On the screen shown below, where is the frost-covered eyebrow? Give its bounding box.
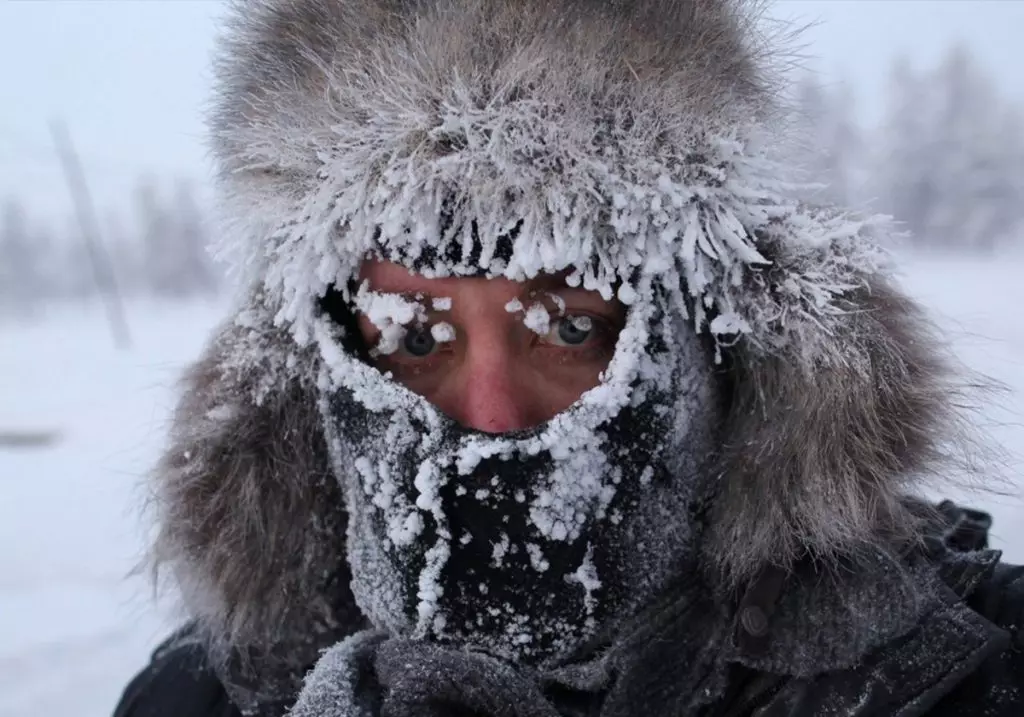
[522,272,576,292]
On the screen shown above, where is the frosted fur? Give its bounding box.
[210,0,887,363]
[145,0,981,685]
[147,300,366,693]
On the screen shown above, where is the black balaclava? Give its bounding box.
[313,234,722,665]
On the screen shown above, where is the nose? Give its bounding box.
[446,344,539,434]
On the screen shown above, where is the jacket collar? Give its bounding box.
[725,547,1010,716]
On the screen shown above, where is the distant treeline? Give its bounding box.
[3,45,1022,317]
[1,177,219,318]
[790,44,1024,254]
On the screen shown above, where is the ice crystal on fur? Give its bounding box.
[217,109,892,371]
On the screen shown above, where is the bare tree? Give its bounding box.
[0,196,44,318]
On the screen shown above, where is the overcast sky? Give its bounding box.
[2,0,1023,220]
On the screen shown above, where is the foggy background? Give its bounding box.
[2,0,1024,308]
[1,2,1023,716]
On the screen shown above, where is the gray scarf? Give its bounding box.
[288,572,731,717]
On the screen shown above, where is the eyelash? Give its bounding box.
[372,314,618,367]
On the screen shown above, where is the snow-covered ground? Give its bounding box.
[0,298,225,717]
[1,256,1022,717]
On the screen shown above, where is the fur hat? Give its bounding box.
[150,0,971,659]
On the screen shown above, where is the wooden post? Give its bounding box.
[50,118,132,349]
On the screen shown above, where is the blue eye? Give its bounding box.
[555,315,594,346]
[402,326,437,356]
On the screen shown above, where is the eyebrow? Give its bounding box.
[522,272,576,292]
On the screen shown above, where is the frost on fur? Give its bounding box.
[216,105,893,376]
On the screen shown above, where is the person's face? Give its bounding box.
[356,259,626,434]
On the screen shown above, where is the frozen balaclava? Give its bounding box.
[206,0,895,675]
[313,237,721,665]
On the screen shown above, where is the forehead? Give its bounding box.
[358,259,577,297]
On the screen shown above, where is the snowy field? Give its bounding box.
[1,256,1022,717]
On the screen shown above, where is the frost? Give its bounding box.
[547,293,566,316]
[491,533,510,567]
[523,303,551,335]
[639,466,654,487]
[617,283,638,305]
[353,280,427,356]
[287,631,387,717]
[205,405,237,422]
[392,511,424,546]
[430,321,456,343]
[709,312,751,336]
[353,281,425,328]
[222,105,894,372]
[526,543,550,573]
[413,460,442,513]
[527,429,618,542]
[354,455,422,547]
[568,315,592,334]
[416,532,451,633]
[565,544,602,619]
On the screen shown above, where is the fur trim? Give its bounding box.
[208,0,827,353]
[149,0,982,654]
[707,276,972,585]
[150,302,360,649]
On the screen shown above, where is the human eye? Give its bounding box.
[395,324,436,357]
[378,321,456,362]
[540,314,613,349]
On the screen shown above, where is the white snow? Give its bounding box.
[1,254,1022,717]
[526,543,551,573]
[430,321,456,343]
[523,303,551,336]
[0,297,224,717]
[564,544,602,619]
[353,281,427,356]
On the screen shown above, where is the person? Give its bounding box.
[113,0,1023,715]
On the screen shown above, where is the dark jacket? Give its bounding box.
[114,503,1023,717]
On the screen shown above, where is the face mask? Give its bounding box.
[313,263,721,665]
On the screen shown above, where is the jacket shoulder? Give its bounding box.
[928,582,1024,717]
[113,629,239,717]
[929,502,1024,715]
[932,500,1024,635]
[969,561,1024,638]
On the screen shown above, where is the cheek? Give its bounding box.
[534,355,608,414]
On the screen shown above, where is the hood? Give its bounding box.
[150,0,973,685]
